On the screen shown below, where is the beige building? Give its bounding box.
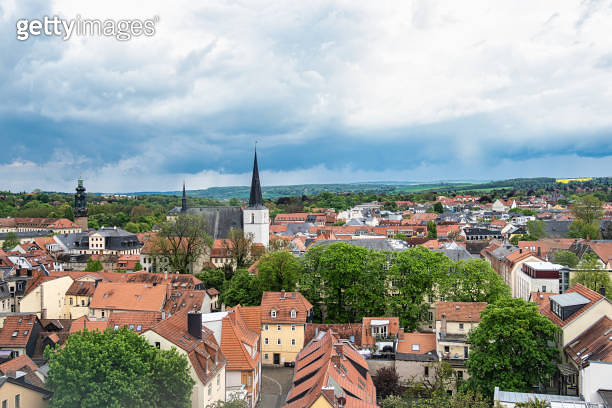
[61,279,97,319]
[142,312,227,408]
[435,302,487,381]
[19,275,73,319]
[0,373,52,408]
[261,291,313,366]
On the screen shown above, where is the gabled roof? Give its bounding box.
[534,284,605,328]
[435,302,487,322]
[0,314,38,347]
[396,331,437,355]
[107,311,163,333]
[284,330,377,408]
[221,306,260,371]
[261,291,312,324]
[65,280,96,297]
[69,316,108,334]
[0,354,38,374]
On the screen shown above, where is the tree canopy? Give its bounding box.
[44,328,194,408]
[1,232,20,250]
[571,253,611,295]
[552,250,579,268]
[155,214,212,273]
[465,298,560,397]
[256,250,301,292]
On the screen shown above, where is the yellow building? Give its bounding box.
[61,279,97,319]
[0,374,52,408]
[260,291,313,366]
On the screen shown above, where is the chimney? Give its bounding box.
[519,248,522,254]
[600,286,606,297]
[537,247,541,257]
[187,312,202,339]
[280,290,285,299]
[441,313,447,337]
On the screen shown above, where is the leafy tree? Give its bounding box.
[393,232,407,241]
[206,397,248,408]
[44,328,194,408]
[372,367,402,400]
[568,219,601,240]
[552,250,579,268]
[197,268,226,291]
[389,247,450,331]
[84,258,104,272]
[2,232,20,250]
[63,205,75,221]
[380,395,409,408]
[427,221,437,238]
[154,215,212,274]
[405,361,455,398]
[440,259,510,303]
[133,261,143,272]
[226,229,255,269]
[572,194,604,225]
[256,251,301,292]
[465,298,560,398]
[433,202,444,214]
[571,253,612,294]
[125,222,141,233]
[526,220,546,240]
[222,269,262,307]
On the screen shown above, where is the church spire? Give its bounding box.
[248,144,264,208]
[181,181,187,212]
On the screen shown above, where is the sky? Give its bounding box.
[1,0,612,193]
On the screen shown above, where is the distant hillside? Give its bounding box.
[131,182,477,200]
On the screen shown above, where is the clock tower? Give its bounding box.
[74,176,88,231]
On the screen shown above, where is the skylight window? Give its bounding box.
[12,331,18,337]
[412,344,420,351]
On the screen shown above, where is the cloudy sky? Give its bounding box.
[1,0,612,192]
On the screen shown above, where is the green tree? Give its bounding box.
[389,247,450,331]
[197,268,226,291]
[155,214,212,274]
[568,219,601,240]
[427,221,437,239]
[256,250,301,292]
[571,253,612,294]
[515,398,551,408]
[63,205,75,221]
[2,232,20,250]
[125,222,141,233]
[372,367,402,400]
[206,397,248,408]
[393,232,407,241]
[380,395,409,408]
[465,298,560,398]
[222,269,262,307]
[569,195,603,239]
[44,328,194,408]
[552,251,579,268]
[433,202,444,214]
[526,220,546,240]
[133,261,143,272]
[440,259,510,303]
[84,258,104,272]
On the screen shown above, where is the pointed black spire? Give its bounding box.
[248,145,264,208]
[181,182,187,212]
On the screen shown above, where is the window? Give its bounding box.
[264,324,268,331]
[428,312,433,321]
[424,366,429,377]
[247,374,252,386]
[114,324,120,330]
[129,324,135,330]
[81,299,85,306]
[290,310,296,318]
[291,339,296,346]
[69,297,73,305]
[444,346,450,353]
[542,285,547,292]
[291,325,296,331]
[412,344,420,352]
[155,342,161,349]
[2,399,6,408]
[15,395,20,408]
[208,385,212,396]
[264,338,269,345]
[23,330,28,336]
[217,374,220,386]
[277,338,281,345]
[277,325,281,331]
[459,323,464,330]
[101,311,105,318]
[264,353,269,360]
[136,325,142,332]
[271,310,276,318]
[457,370,463,380]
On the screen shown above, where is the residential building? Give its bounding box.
[0,371,52,408]
[19,275,73,319]
[89,282,167,319]
[55,227,143,256]
[564,316,612,404]
[0,315,42,358]
[202,305,262,407]
[361,317,400,357]
[395,331,438,383]
[261,291,313,366]
[435,302,487,379]
[516,261,568,301]
[284,330,377,408]
[142,312,227,408]
[61,279,97,319]
[494,387,604,408]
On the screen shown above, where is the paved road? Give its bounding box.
[257,367,293,408]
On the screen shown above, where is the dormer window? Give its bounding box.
[290,310,296,319]
[271,310,277,318]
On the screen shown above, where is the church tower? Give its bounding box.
[74,176,88,231]
[243,147,269,247]
[181,182,188,212]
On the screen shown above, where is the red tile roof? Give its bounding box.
[90,282,167,312]
[565,316,612,367]
[361,317,400,348]
[435,302,487,322]
[396,331,437,355]
[0,354,38,375]
[534,284,605,328]
[261,291,313,324]
[0,315,38,347]
[221,306,260,371]
[65,280,96,297]
[108,311,163,333]
[69,316,108,334]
